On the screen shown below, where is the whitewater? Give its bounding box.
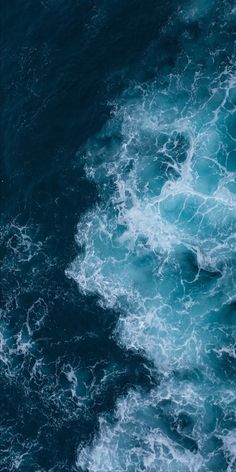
[67,1,236,471]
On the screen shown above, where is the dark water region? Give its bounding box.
[1,1,173,470]
[1,0,236,471]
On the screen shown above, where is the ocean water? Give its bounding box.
[1,1,236,471]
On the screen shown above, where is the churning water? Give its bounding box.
[1,1,236,471]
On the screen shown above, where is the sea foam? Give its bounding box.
[67,1,236,470]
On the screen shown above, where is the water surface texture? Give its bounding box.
[1,1,236,471]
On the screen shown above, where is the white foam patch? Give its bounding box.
[76,377,236,472]
[222,431,236,472]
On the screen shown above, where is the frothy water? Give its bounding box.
[67,2,236,471]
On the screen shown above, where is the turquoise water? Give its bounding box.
[67,1,236,470]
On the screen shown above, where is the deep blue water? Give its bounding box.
[1,1,236,471]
